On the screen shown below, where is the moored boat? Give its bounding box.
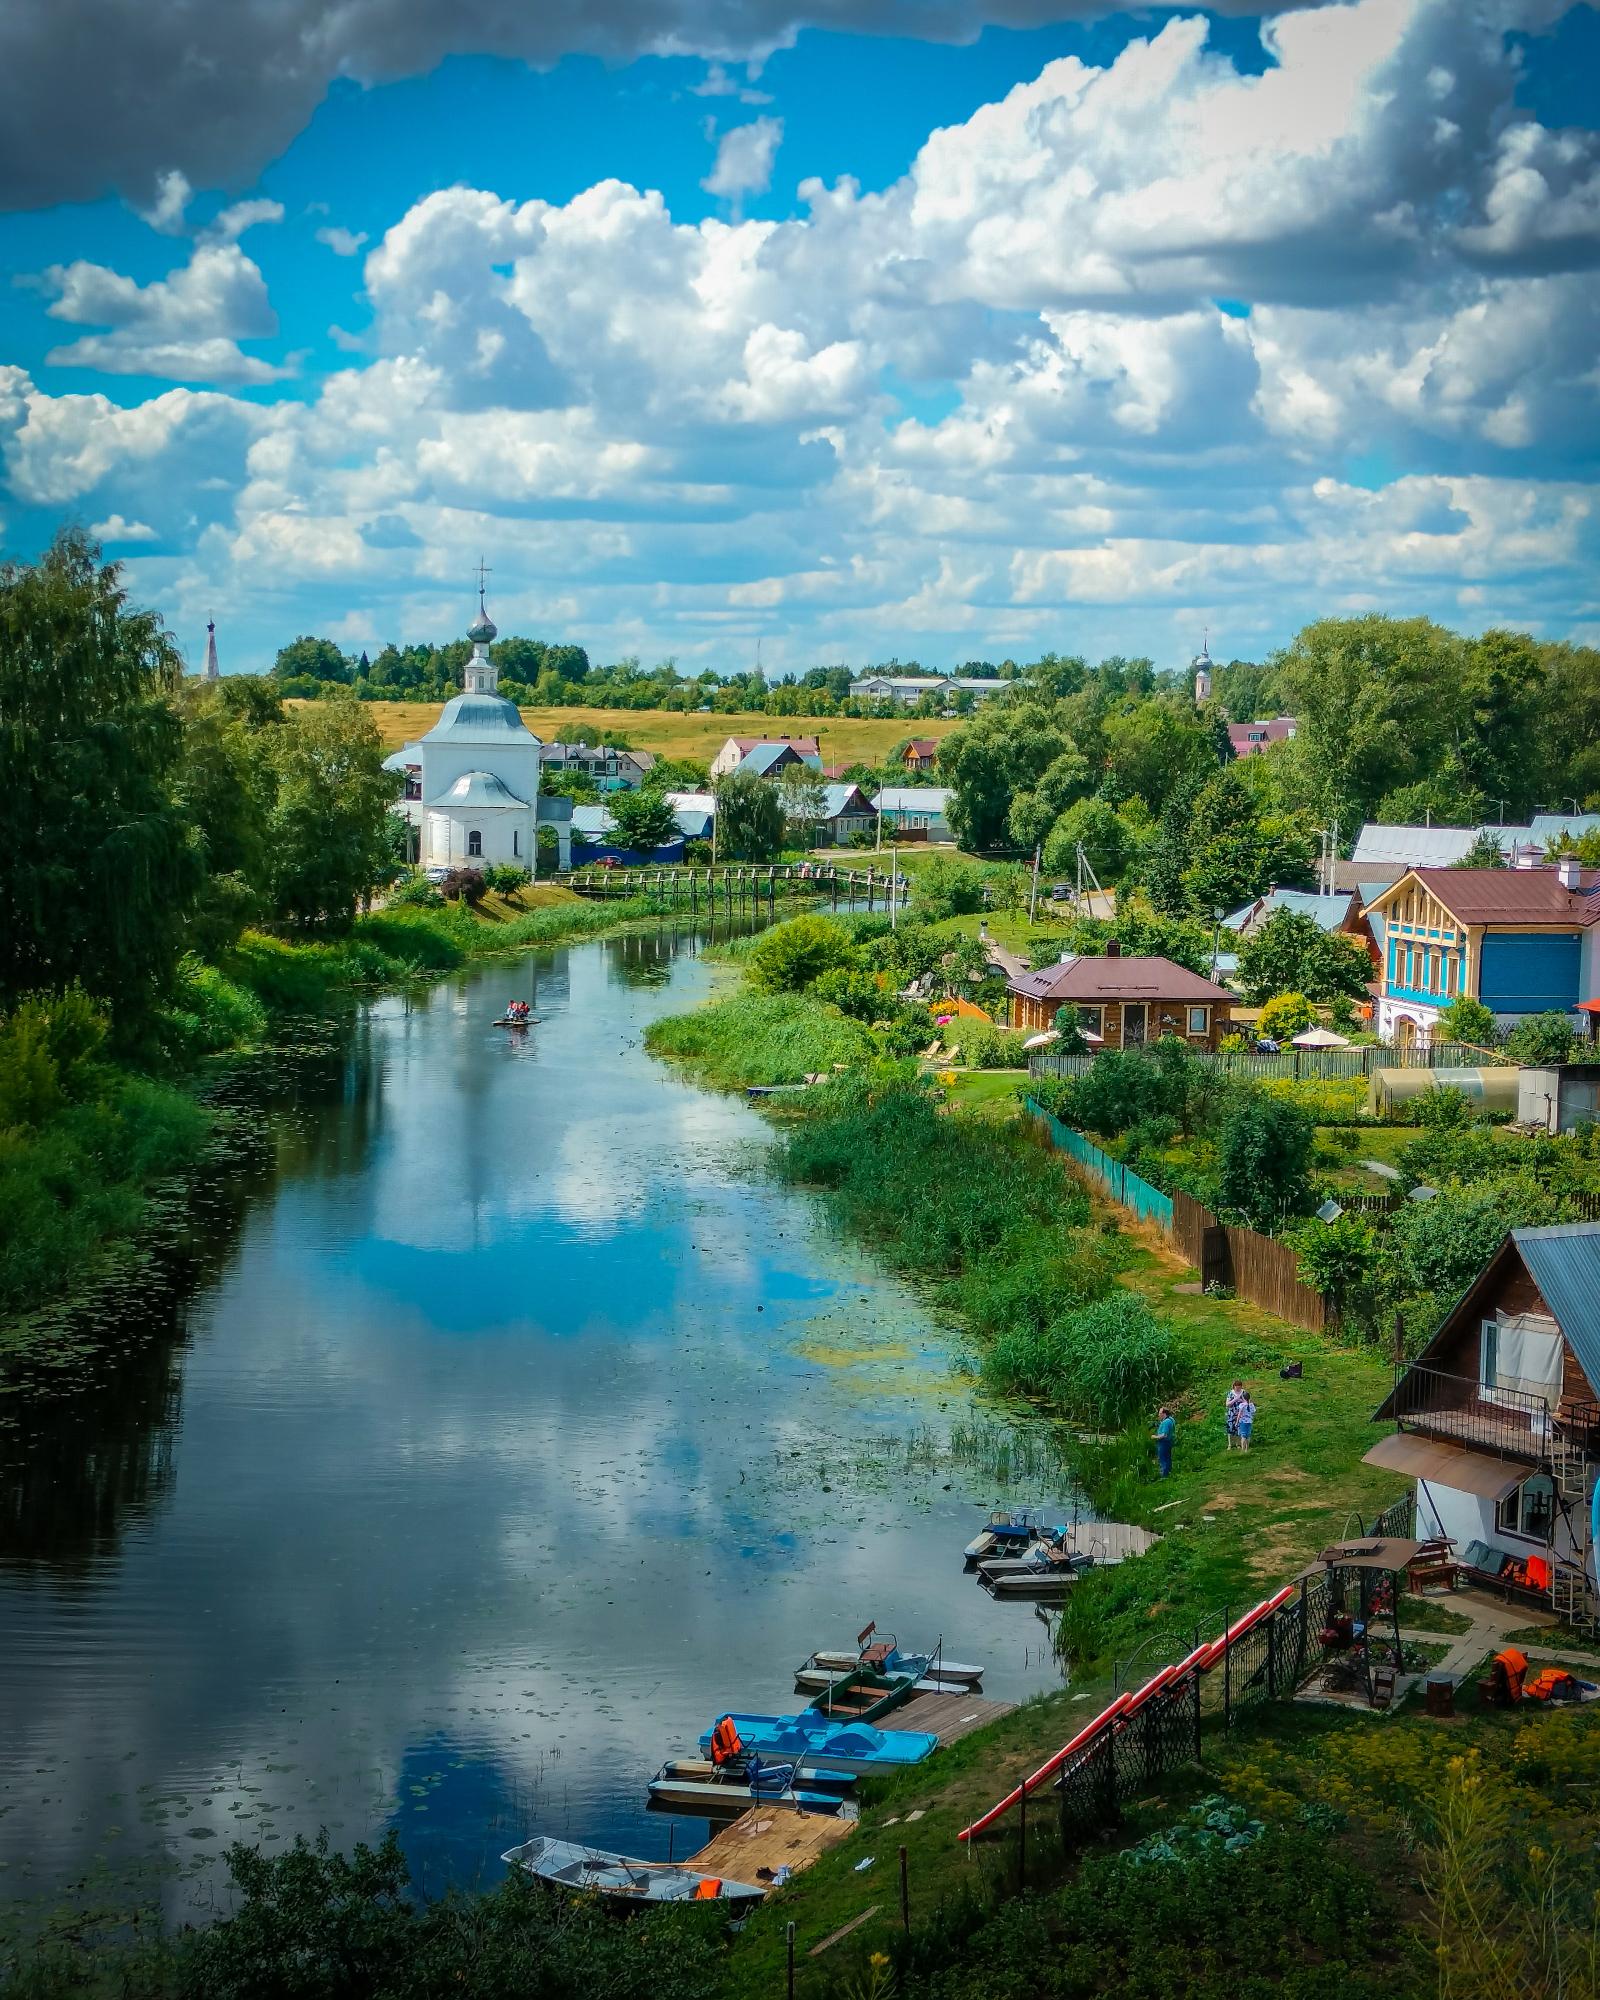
[979,1547,1091,1599]
[795,1665,972,1699]
[964,1509,1041,1564]
[647,1758,849,1814]
[802,1664,918,1723]
[700,1713,937,1776]
[502,1835,765,1909]
[806,1623,985,1689]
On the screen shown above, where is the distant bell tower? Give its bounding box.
[204,616,219,680]
[1191,630,1212,704]
[463,558,498,695]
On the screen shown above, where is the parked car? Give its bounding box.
[424,865,451,884]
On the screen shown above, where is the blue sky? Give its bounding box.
[0,0,1596,675]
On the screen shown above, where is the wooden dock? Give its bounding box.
[885,1691,1015,1747]
[687,1805,855,1885]
[1060,1521,1159,1565]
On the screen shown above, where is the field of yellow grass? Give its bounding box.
[357,701,959,763]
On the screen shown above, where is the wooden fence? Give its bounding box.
[1025,1101,1328,1332]
[1171,1191,1328,1332]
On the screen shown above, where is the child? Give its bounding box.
[1224,1379,1244,1449]
[1236,1390,1256,1452]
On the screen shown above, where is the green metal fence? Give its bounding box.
[1027,1100,1173,1230]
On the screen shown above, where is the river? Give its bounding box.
[0,927,1066,1927]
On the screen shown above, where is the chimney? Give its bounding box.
[1106,938,1122,958]
[1558,854,1581,890]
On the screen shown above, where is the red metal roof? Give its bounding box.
[1007,955,1234,1004]
[1377,867,1600,927]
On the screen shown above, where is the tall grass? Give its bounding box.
[0,1071,210,1320]
[644,991,875,1087]
[982,1291,1185,1425]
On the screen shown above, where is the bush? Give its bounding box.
[0,987,108,1129]
[684,838,713,864]
[812,966,890,1020]
[911,853,987,920]
[388,871,445,908]
[437,867,488,905]
[1258,991,1316,1041]
[944,1020,1028,1069]
[162,955,269,1055]
[1286,1212,1382,1328]
[481,862,532,894]
[746,914,858,993]
[983,1291,1184,1424]
[1438,993,1496,1046]
[644,990,874,1086]
[1506,1010,1579,1066]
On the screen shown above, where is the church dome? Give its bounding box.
[467,609,497,645]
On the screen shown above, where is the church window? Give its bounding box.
[468,830,483,857]
[513,830,520,856]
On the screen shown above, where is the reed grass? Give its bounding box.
[643,990,875,1087]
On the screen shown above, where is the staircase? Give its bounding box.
[1550,1425,1599,1632]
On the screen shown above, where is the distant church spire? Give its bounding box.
[204,616,219,680]
[1191,626,1212,704]
[463,559,499,695]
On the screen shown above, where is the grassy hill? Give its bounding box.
[354,701,959,763]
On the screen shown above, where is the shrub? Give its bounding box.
[1438,993,1496,1046]
[812,966,890,1021]
[746,914,858,993]
[162,955,269,1055]
[684,838,713,865]
[482,862,532,894]
[983,1291,1183,1424]
[1258,991,1316,1041]
[437,867,488,905]
[0,987,108,1129]
[1286,1212,1382,1328]
[911,853,986,920]
[644,990,874,1086]
[1506,1010,1579,1066]
[389,871,445,908]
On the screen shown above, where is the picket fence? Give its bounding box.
[1031,1037,1508,1085]
[1024,1100,1326,1332]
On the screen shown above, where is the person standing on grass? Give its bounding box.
[1153,1406,1176,1479]
[1236,1390,1256,1453]
[1225,1379,1245,1449]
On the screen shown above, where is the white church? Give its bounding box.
[384,594,573,872]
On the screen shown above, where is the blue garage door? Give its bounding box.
[1479,933,1581,1013]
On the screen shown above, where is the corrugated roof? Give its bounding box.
[737,743,802,776]
[1351,823,1481,868]
[876,787,951,813]
[1008,955,1234,1004]
[1376,867,1600,927]
[571,804,615,835]
[1530,813,1600,842]
[1512,1225,1600,1395]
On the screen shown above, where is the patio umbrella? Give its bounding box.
[1291,1026,1350,1048]
[1022,1028,1104,1051]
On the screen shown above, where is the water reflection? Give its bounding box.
[0,925,1065,1930]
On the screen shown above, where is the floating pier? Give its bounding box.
[686,1805,856,1884]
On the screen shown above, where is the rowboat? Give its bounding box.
[700,1713,938,1776]
[492,1015,539,1028]
[795,1665,973,1699]
[502,1836,765,1909]
[964,1510,1044,1564]
[647,1758,850,1814]
[805,1647,984,1689]
[802,1665,919,1723]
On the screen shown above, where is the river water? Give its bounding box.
[0,927,1065,1927]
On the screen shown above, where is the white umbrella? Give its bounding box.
[1023,1028,1103,1051]
[1291,1026,1350,1048]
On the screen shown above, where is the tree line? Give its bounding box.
[2,532,403,1039]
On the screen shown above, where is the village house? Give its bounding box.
[1226,716,1298,757]
[1216,886,1379,986]
[848,674,1009,710]
[791,783,876,847]
[874,785,952,842]
[539,742,656,791]
[1368,1223,1600,1628]
[1364,862,1600,1045]
[708,734,821,778]
[900,737,940,773]
[1005,945,1234,1048]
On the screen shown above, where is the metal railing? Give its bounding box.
[1391,1362,1551,1461]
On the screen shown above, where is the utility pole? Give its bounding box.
[891,845,899,929]
[1028,842,1041,921]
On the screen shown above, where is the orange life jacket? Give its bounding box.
[1525,1556,1551,1591]
[694,1877,722,1900]
[1494,1647,1528,1702]
[1524,1668,1576,1702]
[710,1717,743,1767]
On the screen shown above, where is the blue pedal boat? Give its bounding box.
[700,1713,937,1776]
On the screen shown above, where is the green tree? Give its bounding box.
[747,915,857,992]
[939,700,1073,850]
[1437,994,1496,1046]
[1451,829,1507,869]
[605,787,682,854]
[712,769,785,860]
[1041,795,1147,882]
[1234,909,1372,1005]
[1102,696,1217,812]
[912,853,986,920]
[175,678,283,954]
[266,696,401,927]
[0,529,204,1023]
[271,634,352,684]
[777,763,828,845]
[1180,767,1313,918]
[1215,1093,1315,1230]
[1257,991,1317,1040]
[1006,744,1091,850]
